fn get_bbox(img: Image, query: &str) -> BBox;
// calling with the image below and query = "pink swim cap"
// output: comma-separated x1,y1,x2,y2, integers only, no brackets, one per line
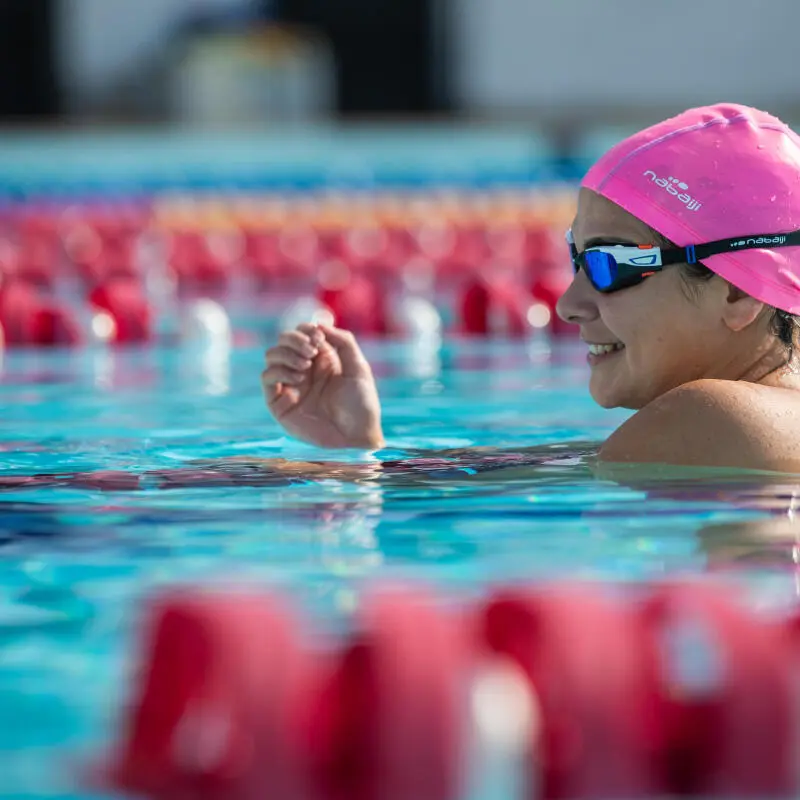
582,103,800,313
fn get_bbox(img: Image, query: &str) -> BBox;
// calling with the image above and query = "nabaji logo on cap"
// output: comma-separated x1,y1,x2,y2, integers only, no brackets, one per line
729,235,788,248
642,171,703,212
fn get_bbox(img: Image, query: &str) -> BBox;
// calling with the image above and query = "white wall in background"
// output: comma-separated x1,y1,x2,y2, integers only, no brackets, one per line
452,0,800,117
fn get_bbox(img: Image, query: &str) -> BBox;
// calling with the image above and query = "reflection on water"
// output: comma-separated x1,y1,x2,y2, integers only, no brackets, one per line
700,516,800,573
0,341,800,797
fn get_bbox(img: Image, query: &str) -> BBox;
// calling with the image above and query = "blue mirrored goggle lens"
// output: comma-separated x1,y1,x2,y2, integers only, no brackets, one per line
584,251,618,289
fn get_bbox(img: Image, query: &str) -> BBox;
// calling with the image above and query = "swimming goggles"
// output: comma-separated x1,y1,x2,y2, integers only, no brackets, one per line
566,228,800,293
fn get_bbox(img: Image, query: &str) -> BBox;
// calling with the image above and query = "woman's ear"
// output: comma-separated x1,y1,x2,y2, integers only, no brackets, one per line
721,282,765,332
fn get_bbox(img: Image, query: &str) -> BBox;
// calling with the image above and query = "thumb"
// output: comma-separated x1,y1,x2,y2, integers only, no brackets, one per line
318,325,369,375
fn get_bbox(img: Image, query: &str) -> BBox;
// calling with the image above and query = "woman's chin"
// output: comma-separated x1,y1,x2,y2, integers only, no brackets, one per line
589,381,643,410
590,393,620,409
588,378,622,409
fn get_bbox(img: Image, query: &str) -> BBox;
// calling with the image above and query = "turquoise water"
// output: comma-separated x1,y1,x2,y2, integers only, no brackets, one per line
0,336,798,798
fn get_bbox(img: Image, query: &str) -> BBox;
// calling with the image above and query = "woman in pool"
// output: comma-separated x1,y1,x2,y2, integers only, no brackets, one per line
262,103,800,474
3,103,800,493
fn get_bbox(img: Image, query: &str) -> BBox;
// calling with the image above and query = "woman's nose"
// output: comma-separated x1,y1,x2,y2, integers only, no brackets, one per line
555,270,600,325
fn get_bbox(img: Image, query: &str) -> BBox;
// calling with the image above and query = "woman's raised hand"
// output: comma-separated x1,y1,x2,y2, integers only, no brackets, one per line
262,323,384,450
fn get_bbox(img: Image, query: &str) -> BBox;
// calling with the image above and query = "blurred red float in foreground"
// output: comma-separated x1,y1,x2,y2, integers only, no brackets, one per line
92,579,800,799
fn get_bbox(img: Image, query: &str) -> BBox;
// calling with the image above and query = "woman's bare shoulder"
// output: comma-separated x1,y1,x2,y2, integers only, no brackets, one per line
598,378,800,472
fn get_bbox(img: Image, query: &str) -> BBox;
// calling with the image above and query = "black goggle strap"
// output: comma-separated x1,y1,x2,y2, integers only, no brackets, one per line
661,229,800,266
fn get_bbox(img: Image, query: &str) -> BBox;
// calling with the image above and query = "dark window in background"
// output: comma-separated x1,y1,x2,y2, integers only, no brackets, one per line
0,0,60,120
0,0,450,122
276,0,450,115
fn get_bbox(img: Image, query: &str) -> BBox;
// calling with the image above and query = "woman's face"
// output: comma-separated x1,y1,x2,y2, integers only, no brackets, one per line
556,189,750,410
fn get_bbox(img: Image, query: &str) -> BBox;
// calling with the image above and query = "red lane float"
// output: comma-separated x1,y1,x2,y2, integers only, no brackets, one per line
330,224,409,279
96,580,800,799
0,193,581,343
0,279,83,347
530,267,576,337
167,232,234,295
98,590,313,800
307,588,468,800
316,262,389,336
459,278,548,337
643,581,796,797
482,585,665,799
89,278,153,344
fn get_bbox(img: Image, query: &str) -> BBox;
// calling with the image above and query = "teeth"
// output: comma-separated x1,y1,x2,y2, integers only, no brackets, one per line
588,343,624,355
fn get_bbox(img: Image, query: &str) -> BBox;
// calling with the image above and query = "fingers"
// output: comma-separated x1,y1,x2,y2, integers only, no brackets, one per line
266,325,321,374
265,326,324,372
262,325,325,417
261,364,307,390
262,323,368,409
266,345,314,372
317,324,368,374
277,328,321,357
295,323,325,347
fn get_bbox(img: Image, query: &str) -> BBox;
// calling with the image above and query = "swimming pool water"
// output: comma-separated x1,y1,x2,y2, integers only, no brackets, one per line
0,335,798,798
